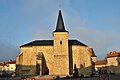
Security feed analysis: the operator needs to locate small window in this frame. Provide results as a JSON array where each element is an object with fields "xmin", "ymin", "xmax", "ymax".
[{"xmin": 60, "ymin": 41, "xmax": 62, "ymax": 45}]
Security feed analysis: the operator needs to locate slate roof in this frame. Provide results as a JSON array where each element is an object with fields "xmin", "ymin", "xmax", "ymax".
[
  {"xmin": 89, "ymin": 48, "xmax": 97, "ymax": 57},
  {"xmin": 53, "ymin": 10, "xmax": 68, "ymax": 32},
  {"xmin": 68, "ymin": 40, "xmax": 87, "ymax": 46},
  {"xmin": 20, "ymin": 40, "xmax": 87, "ymax": 47},
  {"xmin": 20, "ymin": 40, "xmax": 53, "ymax": 47}
]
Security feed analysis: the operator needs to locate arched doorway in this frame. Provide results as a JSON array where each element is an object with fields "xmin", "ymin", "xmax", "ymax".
[{"xmin": 36, "ymin": 64, "xmax": 40, "ymax": 76}]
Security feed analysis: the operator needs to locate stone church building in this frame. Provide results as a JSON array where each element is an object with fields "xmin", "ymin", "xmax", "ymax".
[{"xmin": 16, "ymin": 10, "xmax": 96, "ymax": 76}]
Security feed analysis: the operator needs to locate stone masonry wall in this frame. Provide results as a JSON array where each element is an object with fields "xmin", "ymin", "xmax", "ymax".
[
  {"xmin": 35, "ymin": 46, "xmax": 54, "ymax": 75},
  {"xmin": 53, "ymin": 32, "xmax": 69, "ymax": 75},
  {"xmin": 17, "ymin": 41, "xmax": 92, "ymax": 76},
  {"xmin": 72, "ymin": 46, "xmax": 92, "ymax": 75},
  {"xmin": 19, "ymin": 47, "xmax": 36, "ymax": 76}
]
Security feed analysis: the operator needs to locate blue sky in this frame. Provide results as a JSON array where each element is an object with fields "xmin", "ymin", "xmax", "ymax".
[{"xmin": 0, "ymin": 0, "xmax": 120, "ymax": 61}]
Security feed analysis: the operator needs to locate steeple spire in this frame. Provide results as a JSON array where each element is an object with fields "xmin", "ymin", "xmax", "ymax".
[{"xmin": 54, "ymin": 10, "xmax": 67, "ymax": 32}]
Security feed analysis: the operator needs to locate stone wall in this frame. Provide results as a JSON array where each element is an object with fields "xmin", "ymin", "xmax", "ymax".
[
  {"xmin": 16, "ymin": 41, "xmax": 93, "ymax": 76},
  {"xmin": 17, "ymin": 47, "xmax": 36, "ymax": 76},
  {"xmin": 53, "ymin": 32, "xmax": 69, "ymax": 75},
  {"xmin": 35, "ymin": 46, "xmax": 54, "ymax": 75},
  {"xmin": 72, "ymin": 46, "xmax": 92, "ymax": 75},
  {"xmin": 72, "ymin": 46, "xmax": 91, "ymax": 68}
]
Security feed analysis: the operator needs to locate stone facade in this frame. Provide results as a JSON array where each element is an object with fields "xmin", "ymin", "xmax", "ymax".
[
  {"xmin": 16, "ymin": 44, "xmax": 93, "ymax": 76},
  {"xmin": 16, "ymin": 10, "xmax": 95, "ymax": 76},
  {"xmin": 53, "ymin": 32, "xmax": 69, "ymax": 75}
]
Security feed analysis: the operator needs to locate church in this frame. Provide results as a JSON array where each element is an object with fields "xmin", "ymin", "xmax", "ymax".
[{"xmin": 16, "ymin": 10, "xmax": 96, "ymax": 76}]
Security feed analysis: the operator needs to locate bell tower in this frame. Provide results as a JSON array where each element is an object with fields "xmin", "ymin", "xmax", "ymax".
[{"xmin": 53, "ymin": 10, "xmax": 69, "ymax": 75}]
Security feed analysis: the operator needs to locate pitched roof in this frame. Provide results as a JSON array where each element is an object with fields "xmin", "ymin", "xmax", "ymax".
[
  {"xmin": 68, "ymin": 40, "xmax": 87, "ymax": 46},
  {"xmin": 89, "ymin": 48, "xmax": 97, "ymax": 57},
  {"xmin": 107, "ymin": 51, "xmax": 120, "ymax": 58},
  {"xmin": 95, "ymin": 60, "xmax": 107, "ymax": 65},
  {"xmin": 6, "ymin": 60, "xmax": 16, "ymax": 64},
  {"xmin": 0, "ymin": 60, "xmax": 16, "ymax": 66},
  {"xmin": 53, "ymin": 10, "xmax": 68, "ymax": 32},
  {"xmin": 20, "ymin": 40, "xmax": 53, "ymax": 47},
  {"xmin": 20, "ymin": 40, "xmax": 87, "ymax": 47},
  {"xmin": 0, "ymin": 63, "xmax": 3, "ymax": 66}
]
